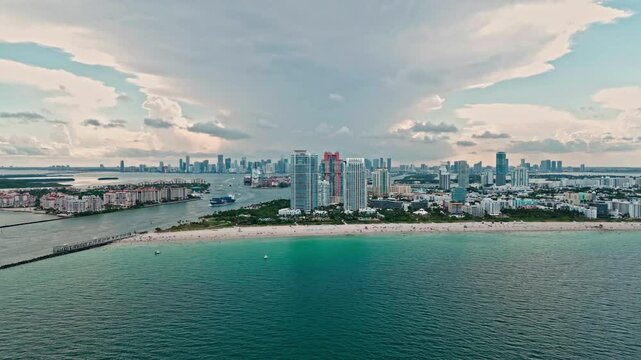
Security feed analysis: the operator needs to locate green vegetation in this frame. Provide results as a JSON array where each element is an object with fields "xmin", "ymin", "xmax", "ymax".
[
  {"xmin": 500, "ymin": 208, "xmax": 588, "ymax": 222},
  {"xmin": 0, "ymin": 179, "xmax": 70, "ymax": 189}
]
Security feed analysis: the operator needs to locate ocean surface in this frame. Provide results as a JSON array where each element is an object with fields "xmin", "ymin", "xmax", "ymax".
[
  {"xmin": 1, "ymin": 231, "xmax": 640, "ymax": 359},
  {"xmin": 0, "ymin": 173, "xmax": 288, "ymax": 266}
]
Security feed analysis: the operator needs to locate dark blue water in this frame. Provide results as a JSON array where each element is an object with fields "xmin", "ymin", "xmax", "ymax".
[{"xmin": 1, "ymin": 231, "xmax": 640, "ymax": 359}]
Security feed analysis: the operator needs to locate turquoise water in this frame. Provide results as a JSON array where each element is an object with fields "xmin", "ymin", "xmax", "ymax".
[{"xmin": 2, "ymin": 231, "xmax": 641, "ymax": 359}]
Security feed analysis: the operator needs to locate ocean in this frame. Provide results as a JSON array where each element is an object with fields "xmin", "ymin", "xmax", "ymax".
[{"xmin": 1, "ymin": 231, "xmax": 640, "ymax": 359}]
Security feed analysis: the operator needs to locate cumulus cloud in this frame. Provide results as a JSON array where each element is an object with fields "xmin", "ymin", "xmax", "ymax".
[
  {"xmin": 472, "ymin": 131, "xmax": 511, "ymax": 139},
  {"xmin": 411, "ymin": 121, "xmax": 458, "ymax": 133},
  {"xmin": 0, "ymin": 112, "xmax": 46, "ymax": 122},
  {"xmin": 187, "ymin": 121, "xmax": 250, "ymax": 140},
  {"xmin": 82, "ymin": 118, "xmax": 127, "ymax": 128},
  {"xmin": 456, "ymin": 140, "xmax": 477, "ymax": 147},
  {"xmin": 144, "ymin": 118, "xmax": 174, "ymax": 129},
  {"xmin": 328, "ymin": 93, "xmax": 344, "ymax": 102}
]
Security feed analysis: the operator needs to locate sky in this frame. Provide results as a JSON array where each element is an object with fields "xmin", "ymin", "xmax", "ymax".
[{"xmin": 1, "ymin": 0, "xmax": 641, "ymax": 167}]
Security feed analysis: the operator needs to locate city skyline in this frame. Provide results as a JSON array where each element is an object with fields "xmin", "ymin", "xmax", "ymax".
[{"xmin": 2, "ymin": 1, "xmax": 641, "ymax": 167}]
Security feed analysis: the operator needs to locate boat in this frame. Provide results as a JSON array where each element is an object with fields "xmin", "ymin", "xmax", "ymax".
[
  {"xmin": 155, "ymin": 250, "xmax": 161, "ymax": 255},
  {"xmin": 263, "ymin": 254, "xmax": 269, "ymax": 260},
  {"xmin": 210, "ymin": 194, "xmax": 236, "ymax": 206}
]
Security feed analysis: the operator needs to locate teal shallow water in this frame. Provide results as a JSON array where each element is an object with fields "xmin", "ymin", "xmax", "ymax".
[{"xmin": 1, "ymin": 231, "xmax": 641, "ymax": 359}]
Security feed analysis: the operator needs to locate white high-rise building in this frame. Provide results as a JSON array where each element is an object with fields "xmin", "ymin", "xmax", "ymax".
[
  {"xmin": 290, "ymin": 150, "xmax": 319, "ymax": 213},
  {"xmin": 343, "ymin": 158, "xmax": 367, "ymax": 211},
  {"xmin": 511, "ymin": 166, "xmax": 529, "ymax": 187},
  {"xmin": 481, "ymin": 170, "xmax": 494, "ymax": 186},
  {"xmin": 318, "ymin": 180, "xmax": 331, "ymax": 207},
  {"xmin": 439, "ymin": 166, "xmax": 450, "ymax": 191},
  {"xmin": 372, "ymin": 168, "xmax": 390, "ymax": 196}
]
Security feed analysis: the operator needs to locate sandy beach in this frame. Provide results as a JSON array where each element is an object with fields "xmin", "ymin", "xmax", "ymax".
[{"xmin": 122, "ymin": 221, "xmax": 641, "ymax": 244}]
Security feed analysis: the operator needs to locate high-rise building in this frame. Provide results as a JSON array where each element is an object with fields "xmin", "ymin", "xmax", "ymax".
[
  {"xmin": 511, "ymin": 166, "xmax": 529, "ymax": 187},
  {"xmin": 217, "ymin": 154, "xmax": 224, "ymax": 173},
  {"xmin": 372, "ymin": 158, "xmax": 380, "ymax": 169},
  {"xmin": 179, "ymin": 158, "xmax": 185, "ymax": 172},
  {"xmin": 321, "ymin": 152, "xmax": 342, "ymax": 204},
  {"xmin": 439, "ymin": 166, "xmax": 451, "ymax": 191},
  {"xmin": 185, "ymin": 155, "xmax": 191, "ymax": 173},
  {"xmin": 496, "ymin": 152, "xmax": 508, "ymax": 186},
  {"xmin": 386, "ymin": 158, "xmax": 392, "ymax": 171},
  {"xmin": 451, "ymin": 187, "xmax": 467, "ymax": 203},
  {"xmin": 473, "ymin": 161, "xmax": 483, "ymax": 173},
  {"xmin": 557, "ymin": 160, "xmax": 563, "ymax": 172},
  {"xmin": 318, "ymin": 180, "xmax": 331, "ymax": 208},
  {"xmin": 343, "ymin": 158, "xmax": 367, "ymax": 211},
  {"xmin": 119, "ymin": 160, "xmax": 125, "ymax": 173},
  {"xmin": 481, "ymin": 170, "xmax": 494, "ymax": 186},
  {"xmin": 290, "ymin": 150, "xmax": 319, "ymax": 213},
  {"xmin": 457, "ymin": 160, "xmax": 469, "ymax": 188},
  {"xmin": 159, "ymin": 161, "xmax": 164, "ymax": 172},
  {"xmin": 225, "ymin": 158, "xmax": 232, "ymax": 171},
  {"xmin": 540, "ymin": 159, "xmax": 551, "ymax": 172},
  {"xmin": 372, "ymin": 168, "xmax": 390, "ymax": 196}
]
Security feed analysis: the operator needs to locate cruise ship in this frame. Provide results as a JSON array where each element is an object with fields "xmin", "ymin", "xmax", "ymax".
[{"xmin": 209, "ymin": 194, "xmax": 236, "ymax": 206}]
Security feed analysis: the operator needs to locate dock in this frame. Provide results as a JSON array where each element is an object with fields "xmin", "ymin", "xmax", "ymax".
[{"xmin": 0, "ymin": 232, "xmax": 141, "ymax": 270}]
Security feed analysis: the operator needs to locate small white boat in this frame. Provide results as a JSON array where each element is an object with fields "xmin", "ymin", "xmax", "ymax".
[
  {"xmin": 263, "ymin": 254, "xmax": 269, "ymax": 260},
  {"xmin": 155, "ymin": 250, "xmax": 161, "ymax": 255}
]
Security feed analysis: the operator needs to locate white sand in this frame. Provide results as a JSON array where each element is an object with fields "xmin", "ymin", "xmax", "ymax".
[{"xmin": 121, "ymin": 221, "xmax": 641, "ymax": 244}]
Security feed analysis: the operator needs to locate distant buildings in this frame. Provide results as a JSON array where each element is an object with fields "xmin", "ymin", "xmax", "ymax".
[
  {"xmin": 511, "ymin": 166, "xmax": 529, "ymax": 187},
  {"xmin": 290, "ymin": 150, "xmax": 319, "ymax": 213},
  {"xmin": 496, "ymin": 152, "xmax": 508, "ymax": 186},
  {"xmin": 372, "ymin": 168, "xmax": 390, "ymax": 196},
  {"xmin": 318, "ymin": 179, "xmax": 331, "ymax": 207},
  {"xmin": 343, "ymin": 158, "xmax": 367, "ymax": 211},
  {"xmin": 0, "ymin": 192, "xmax": 36, "ymax": 208}
]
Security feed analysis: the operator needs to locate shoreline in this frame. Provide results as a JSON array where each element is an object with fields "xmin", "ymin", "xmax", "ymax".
[{"xmin": 121, "ymin": 221, "xmax": 641, "ymax": 244}]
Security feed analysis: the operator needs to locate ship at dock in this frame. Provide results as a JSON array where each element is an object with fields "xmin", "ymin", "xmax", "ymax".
[{"xmin": 209, "ymin": 194, "xmax": 236, "ymax": 207}]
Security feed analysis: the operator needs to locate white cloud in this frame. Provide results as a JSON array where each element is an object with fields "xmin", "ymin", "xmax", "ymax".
[
  {"xmin": 329, "ymin": 93, "xmax": 344, "ymax": 102},
  {"xmin": 593, "ymin": 86, "xmax": 641, "ymax": 111},
  {"xmin": 0, "ymin": 59, "xmax": 118, "ymax": 115}
]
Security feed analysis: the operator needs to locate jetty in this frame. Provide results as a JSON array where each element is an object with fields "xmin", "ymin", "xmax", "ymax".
[{"xmin": 0, "ymin": 232, "xmax": 142, "ymax": 270}]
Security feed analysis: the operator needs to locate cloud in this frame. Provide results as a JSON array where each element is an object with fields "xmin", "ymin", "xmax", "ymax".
[
  {"xmin": 509, "ymin": 138, "xmax": 637, "ymax": 154},
  {"xmin": 0, "ymin": 59, "xmax": 118, "ymax": 114},
  {"xmin": 328, "ymin": 93, "xmax": 344, "ymax": 102},
  {"xmin": 411, "ymin": 121, "xmax": 458, "ymax": 133},
  {"xmin": 82, "ymin": 118, "xmax": 127, "ymax": 128},
  {"xmin": 187, "ymin": 121, "xmax": 250, "ymax": 140},
  {"xmin": 472, "ymin": 131, "xmax": 510, "ymax": 139},
  {"xmin": 257, "ymin": 118, "xmax": 278, "ymax": 129},
  {"xmin": 337, "ymin": 126, "xmax": 351, "ymax": 135},
  {"xmin": 144, "ymin": 118, "xmax": 174, "ymax": 129},
  {"xmin": 0, "ymin": 112, "xmax": 46, "ymax": 122},
  {"xmin": 456, "ymin": 140, "xmax": 477, "ymax": 147}
]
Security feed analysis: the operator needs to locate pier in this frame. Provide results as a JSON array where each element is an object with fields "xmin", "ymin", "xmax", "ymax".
[{"xmin": 0, "ymin": 232, "xmax": 141, "ymax": 270}]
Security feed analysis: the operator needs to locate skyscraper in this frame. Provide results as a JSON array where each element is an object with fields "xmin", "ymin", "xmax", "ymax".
[
  {"xmin": 185, "ymin": 155, "xmax": 191, "ymax": 173},
  {"xmin": 321, "ymin": 152, "xmax": 342, "ymax": 204},
  {"xmin": 386, "ymin": 157, "xmax": 392, "ymax": 171},
  {"xmin": 496, "ymin": 152, "xmax": 508, "ymax": 186},
  {"xmin": 439, "ymin": 166, "xmax": 451, "ymax": 191},
  {"xmin": 119, "ymin": 160, "xmax": 125, "ymax": 173},
  {"xmin": 456, "ymin": 160, "xmax": 469, "ymax": 188},
  {"xmin": 511, "ymin": 166, "xmax": 529, "ymax": 187},
  {"xmin": 343, "ymin": 158, "xmax": 367, "ymax": 211},
  {"xmin": 290, "ymin": 150, "xmax": 319, "ymax": 213},
  {"xmin": 217, "ymin": 154, "xmax": 224, "ymax": 173},
  {"xmin": 372, "ymin": 168, "xmax": 390, "ymax": 196}
]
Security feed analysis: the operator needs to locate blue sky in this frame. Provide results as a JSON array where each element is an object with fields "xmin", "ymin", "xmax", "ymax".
[{"xmin": 1, "ymin": 0, "xmax": 640, "ymax": 166}]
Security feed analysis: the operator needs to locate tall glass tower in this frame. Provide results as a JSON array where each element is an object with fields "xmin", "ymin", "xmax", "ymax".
[
  {"xmin": 290, "ymin": 150, "xmax": 319, "ymax": 213},
  {"xmin": 496, "ymin": 152, "xmax": 508, "ymax": 186}
]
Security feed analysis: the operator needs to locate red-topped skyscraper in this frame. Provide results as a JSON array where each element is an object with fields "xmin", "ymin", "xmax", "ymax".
[{"xmin": 321, "ymin": 152, "xmax": 342, "ymax": 204}]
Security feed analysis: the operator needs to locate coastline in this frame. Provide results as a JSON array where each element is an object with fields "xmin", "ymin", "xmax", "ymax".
[{"xmin": 121, "ymin": 221, "xmax": 641, "ymax": 244}]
